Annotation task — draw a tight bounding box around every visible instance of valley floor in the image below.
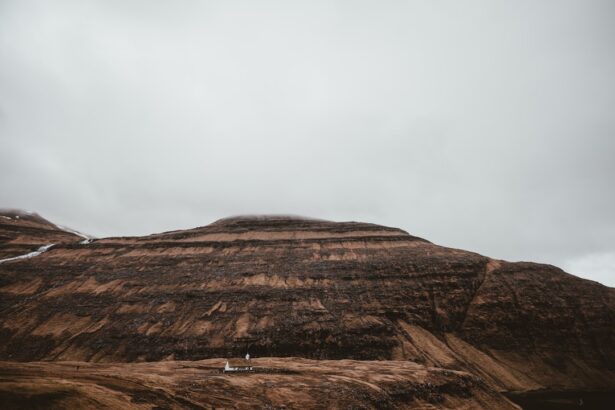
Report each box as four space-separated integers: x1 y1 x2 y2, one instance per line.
0 358 518 409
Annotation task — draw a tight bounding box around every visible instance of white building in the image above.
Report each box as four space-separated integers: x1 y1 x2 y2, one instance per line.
224 353 253 372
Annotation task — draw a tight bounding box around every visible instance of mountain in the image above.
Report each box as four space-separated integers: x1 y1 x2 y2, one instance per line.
0 209 87 260
0 212 613 408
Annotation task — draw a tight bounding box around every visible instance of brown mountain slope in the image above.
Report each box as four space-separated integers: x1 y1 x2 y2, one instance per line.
0 209 85 260
0 214 613 400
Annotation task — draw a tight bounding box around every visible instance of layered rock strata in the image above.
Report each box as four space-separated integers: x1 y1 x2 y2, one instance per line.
0 209 83 260
0 214 613 397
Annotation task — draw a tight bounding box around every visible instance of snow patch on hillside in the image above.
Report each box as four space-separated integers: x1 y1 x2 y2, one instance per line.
0 244 55 264
54 224 93 240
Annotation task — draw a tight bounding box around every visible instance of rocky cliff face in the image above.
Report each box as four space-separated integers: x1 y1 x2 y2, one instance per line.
0 214 613 398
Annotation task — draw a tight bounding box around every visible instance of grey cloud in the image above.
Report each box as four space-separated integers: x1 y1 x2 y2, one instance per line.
1 0 614 285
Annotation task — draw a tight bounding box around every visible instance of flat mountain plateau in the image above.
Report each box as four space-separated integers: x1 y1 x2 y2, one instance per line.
0 210 614 409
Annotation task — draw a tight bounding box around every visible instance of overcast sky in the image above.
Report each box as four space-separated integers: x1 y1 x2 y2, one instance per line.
1 1 614 286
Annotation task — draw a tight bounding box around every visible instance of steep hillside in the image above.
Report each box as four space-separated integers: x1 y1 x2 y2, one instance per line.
0 214 613 402
0 209 86 260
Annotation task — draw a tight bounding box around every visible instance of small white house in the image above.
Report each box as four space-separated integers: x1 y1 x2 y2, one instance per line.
224 353 253 372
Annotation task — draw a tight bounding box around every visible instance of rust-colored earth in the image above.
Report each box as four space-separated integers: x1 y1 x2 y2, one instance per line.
0 211 614 409
0 358 516 409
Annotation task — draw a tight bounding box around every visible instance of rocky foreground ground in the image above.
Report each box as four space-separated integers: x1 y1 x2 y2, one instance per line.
0 210 614 408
